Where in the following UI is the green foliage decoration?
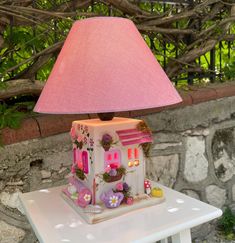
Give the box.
[75,167,86,181]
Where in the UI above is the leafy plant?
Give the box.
[0,101,35,130]
[224,61,235,80]
[218,207,235,237]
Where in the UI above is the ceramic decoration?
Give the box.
[62,117,165,224]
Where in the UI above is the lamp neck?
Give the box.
[97,112,115,121]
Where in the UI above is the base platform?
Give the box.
[61,189,165,224]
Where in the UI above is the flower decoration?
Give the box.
[84,194,91,202]
[77,135,83,143]
[126,197,134,205]
[77,188,92,208]
[113,182,132,205]
[109,168,117,176]
[109,195,119,207]
[123,182,129,191]
[100,133,117,151]
[102,166,126,183]
[100,190,124,208]
[116,182,123,191]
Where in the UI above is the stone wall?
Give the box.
[0,92,235,242]
[143,95,235,210]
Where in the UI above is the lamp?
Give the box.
[34,17,182,224]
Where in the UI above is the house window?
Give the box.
[74,149,89,174]
[82,151,89,174]
[128,148,140,167]
[104,149,121,170]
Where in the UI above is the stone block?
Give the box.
[43,150,72,171]
[40,170,51,179]
[0,191,25,214]
[184,136,208,182]
[232,184,235,201]
[205,185,226,208]
[212,127,235,182]
[0,221,25,243]
[153,142,182,150]
[147,154,179,187]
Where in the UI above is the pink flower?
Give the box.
[77,188,92,208]
[84,137,87,144]
[126,197,134,205]
[116,182,123,191]
[70,126,76,140]
[77,135,83,143]
[84,126,88,133]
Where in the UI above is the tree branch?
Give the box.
[105,0,150,16]
[137,25,194,35]
[0,79,44,100]
[1,41,63,78]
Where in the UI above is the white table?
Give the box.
[19,183,222,243]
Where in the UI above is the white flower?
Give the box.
[68,185,77,194]
[109,195,119,207]
[84,194,91,202]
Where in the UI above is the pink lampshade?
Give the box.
[34,17,182,114]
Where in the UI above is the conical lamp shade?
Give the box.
[34,17,182,114]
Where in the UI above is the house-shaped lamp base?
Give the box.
[62,117,164,223]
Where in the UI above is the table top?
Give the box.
[19,183,222,243]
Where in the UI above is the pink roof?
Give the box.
[117,129,153,146]
[34,17,182,114]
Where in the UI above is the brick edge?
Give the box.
[2,82,235,145]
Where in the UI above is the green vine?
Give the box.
[136,121,152,157]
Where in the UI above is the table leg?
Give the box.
[171,229,191,243]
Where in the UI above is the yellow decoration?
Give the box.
[151,187,163,198]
